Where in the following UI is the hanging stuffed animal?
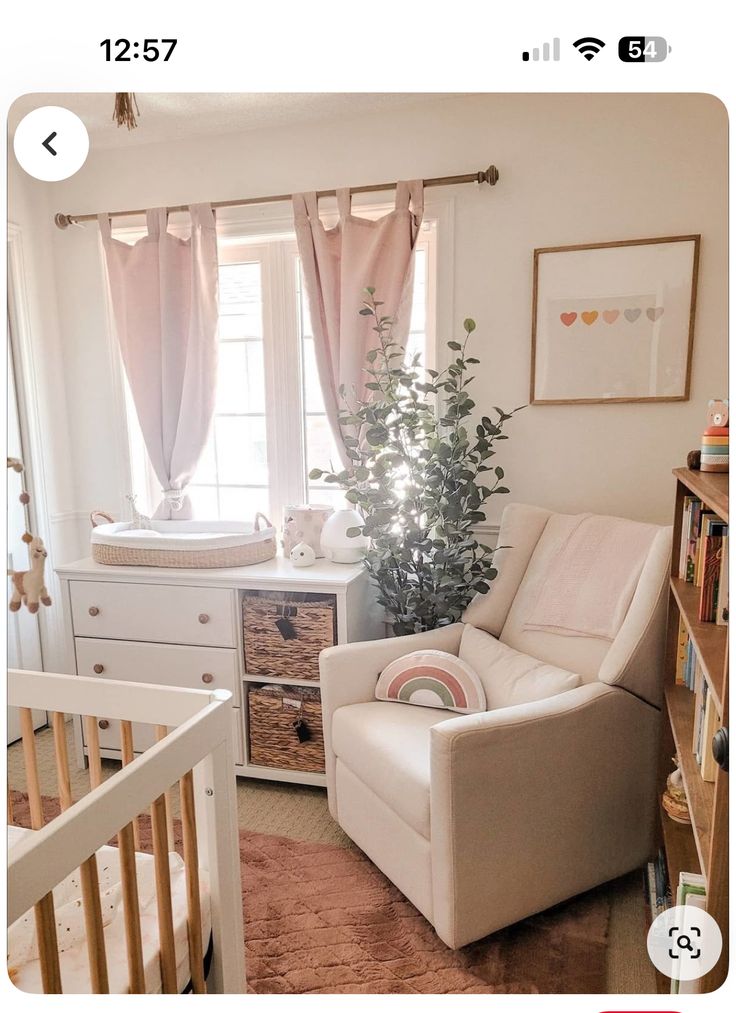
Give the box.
[8,533,52,614]
[7,456,52,613]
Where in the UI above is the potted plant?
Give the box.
[310,290,521,635]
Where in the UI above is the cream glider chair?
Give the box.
[320,503,671,948]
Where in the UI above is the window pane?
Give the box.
[308,487,346,511]
[302,337,323,414]
[215,416,268,485]
[216,340,265,414]
[219,486,269,521]
[409,249,426,333]
[187,485,219,518]
[218,262,263,337]
[194,432,218,485]
[305,414,342,476]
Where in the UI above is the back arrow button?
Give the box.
[42,132,58,156]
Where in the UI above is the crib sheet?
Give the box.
[7,825,212,994]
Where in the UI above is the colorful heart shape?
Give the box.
[624,308,641,323]
[602,310,620,324]
[581,311,598,326]
[560,312,577,327]
[646,306,664,321]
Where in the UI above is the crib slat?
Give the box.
[117,822,146,993]
[52,711,73,811]
[21,708,63,992]
[151,794,178,993]
[35,893,63,994]
[120,721,141,850]
[180,770,205,993]
[155,725,176,851]
[20,707,44,829]
[83,714,103,789]
[79,855,110,993]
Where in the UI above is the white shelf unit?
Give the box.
[56,555,383,787]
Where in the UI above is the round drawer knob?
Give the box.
[98,719,110,730]
[88,606,100,617]
[93,663,104,674]
[198,613,210,624]
[201,672,214,685]
[712,727,729,772]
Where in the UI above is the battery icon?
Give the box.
[619,36,671,62]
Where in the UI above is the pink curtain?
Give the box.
[293,181,423,466]
[99,205,219,519]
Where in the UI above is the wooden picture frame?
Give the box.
[530,235,700,405]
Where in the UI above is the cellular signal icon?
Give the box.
[573,37,606,61]
[522,38,560,62]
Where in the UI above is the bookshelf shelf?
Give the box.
[665,684,715,872]
[656,467,729,994]
[659,807,700,903]
[669,577,726,714]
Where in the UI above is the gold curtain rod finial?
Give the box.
[54,213,71,230]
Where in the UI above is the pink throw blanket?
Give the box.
[524,514,659,641]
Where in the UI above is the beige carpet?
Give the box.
[7,722,656,992]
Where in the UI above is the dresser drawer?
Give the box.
[70,581,236,647]
[87,706,244,764]
[75,637,240,697]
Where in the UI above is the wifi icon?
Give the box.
[573,37,606,61]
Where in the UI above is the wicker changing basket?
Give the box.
[90,512,277,568]
[247,684,325,772]
[242,591,336,681]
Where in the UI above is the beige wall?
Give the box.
[12,93,728,535]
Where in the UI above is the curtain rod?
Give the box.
[53,163,499,230]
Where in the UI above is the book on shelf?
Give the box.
[675,615,689,685]
[671,872,707,996]
[679,494,728,625]
[644,848,671,923]
[716,534,729,626]
[698,517,728,622]
[683,498,703,583]
[699,688,720,782]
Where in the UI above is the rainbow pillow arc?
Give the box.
[375,649,486,714]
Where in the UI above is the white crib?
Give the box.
[7,668,246,994]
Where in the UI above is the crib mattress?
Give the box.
[7,825,211,994]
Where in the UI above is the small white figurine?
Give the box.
[289,541,316,567]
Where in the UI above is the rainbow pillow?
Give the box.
[375,650,486,714]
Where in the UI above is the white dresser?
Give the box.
[56,556,382,787]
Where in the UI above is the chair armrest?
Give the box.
[320,623,464,714]
[429,682,661,947]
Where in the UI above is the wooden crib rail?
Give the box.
[8,669,245,995]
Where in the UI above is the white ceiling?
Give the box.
[9,93,449,149]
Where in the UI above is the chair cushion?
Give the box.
[375,649,486,713]
[459,623,582,709]
[331,701,451,839]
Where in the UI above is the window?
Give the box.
[124,214,437,525]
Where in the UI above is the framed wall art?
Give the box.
[530,235,700,404]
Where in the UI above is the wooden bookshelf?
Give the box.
[658,468,729,993]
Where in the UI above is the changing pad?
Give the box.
[90,517,277,568]
[8,825,211,994]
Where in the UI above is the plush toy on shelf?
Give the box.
[700,398,729,473]
[7,456,52,614]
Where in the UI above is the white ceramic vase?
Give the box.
[320,508,369,563]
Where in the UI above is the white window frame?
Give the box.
[114,196,453,525]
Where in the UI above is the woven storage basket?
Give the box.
[247,684,325,772]
[243,591,336,681]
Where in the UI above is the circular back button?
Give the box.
[13,105,89,182]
